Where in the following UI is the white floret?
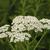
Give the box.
[40,18,50,29]
[0,33,7,38]
[0,25,9,32]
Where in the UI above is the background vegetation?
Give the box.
[0,0,50,50]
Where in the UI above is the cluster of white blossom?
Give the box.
[0,16,50,43]
[11,16,44,32]
[0,25,9,38]
[0,25,9,33]
[6,32,31,43]
[0,33,7,38]
[40,18,50,29]
[0,25,31,43]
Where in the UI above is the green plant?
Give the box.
[0,0,50,50]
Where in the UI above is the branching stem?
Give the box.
[33,30,47,50]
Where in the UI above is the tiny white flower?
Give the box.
[44,24,50,29]
[40,18,49,23]
[0,25,9,32]
[40,18,50,30]
[0,33,7,38]
[8,32,31,43]
[10,37,14,42]
[14,39,19,43]
[25,37,29,40]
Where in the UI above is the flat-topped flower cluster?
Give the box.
[11,16,44,32]
[40,18,50,29]
[0,16,50,43]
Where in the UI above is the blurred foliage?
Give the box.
[0,0,50,50]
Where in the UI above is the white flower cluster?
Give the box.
[6,32,31,43]
[11,16,43,32]
[40,18,50,29]
[0,25,9,33]
[0,25,9,38]
[0,16,50,43]
[0,33,7,38]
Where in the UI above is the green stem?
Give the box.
[26,41,29,50]
[15,42,26,50]
[27,42,29,50]
[27,45,29,50]
[24,41,29,50]
[33,30,47,50]
[20,43,26,50]
[9,43,15,50]
[33,0,41,16]
[29,34,37,45]
[20,0,26,16]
